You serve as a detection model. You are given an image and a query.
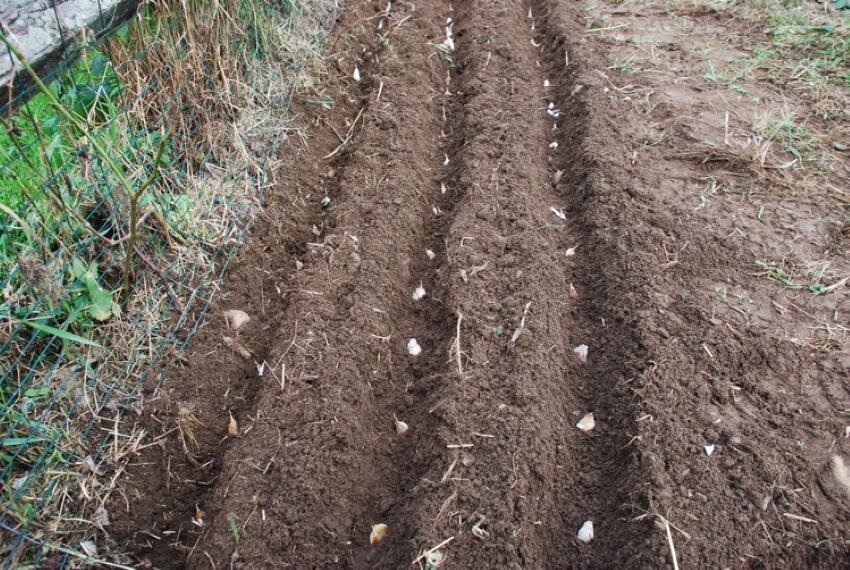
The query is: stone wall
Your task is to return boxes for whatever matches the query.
[0,0,136,107]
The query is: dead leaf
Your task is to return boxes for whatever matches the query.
[82,456,98,474]
[92,506,110,529]
[80,540,97,557]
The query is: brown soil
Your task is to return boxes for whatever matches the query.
[111,0,850,568]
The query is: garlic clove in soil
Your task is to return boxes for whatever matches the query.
[425,549,446,566]
[576,413,595,432]
[413,285,427,301]
[223,309,250,331]
[227,413,238,438]
[426,249,436,260]
[577,520,594,543]
[353,65,361,82]
[394,418,409,435]
[370,523,389,545]
[574,344,588,363]
[704,444,716,456]
[407,338,422,356]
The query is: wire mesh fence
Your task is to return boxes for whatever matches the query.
[0,0,338,566]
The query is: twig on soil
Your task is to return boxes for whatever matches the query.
[411,536,455,566]
[432,489,458,531]
[511,302,532,342]
[323,107,365,159]
[134,245,184,314]
[51,544,136,570]
[440,458,458,483]
[453,312,464,378]
[635,513,686,570]
[660,516,680,570]
[393,15,412,31]
[594,69,637,94]
[585,23,628,33]
[782,513,818,524]
[815,276,849,295]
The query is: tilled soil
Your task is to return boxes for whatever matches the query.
[112,0,850,568]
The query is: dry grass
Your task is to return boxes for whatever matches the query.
[0,0,338,566]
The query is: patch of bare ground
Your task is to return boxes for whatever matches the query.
[551,0,850,566]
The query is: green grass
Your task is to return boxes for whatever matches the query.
[741,19,849,86]
[700,2,849,113]
[760,112,820,160]
[0,47,126,270]
[0,49,121,205]
[732,4,848,90]
[755,259,799,287]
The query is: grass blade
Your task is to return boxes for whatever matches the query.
[20,319,101,347]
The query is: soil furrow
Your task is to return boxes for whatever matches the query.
[392,0,658,566]
[109,6,388,565]
[394,0,586,565]
[183,3,457,567]
[526,1,659,566]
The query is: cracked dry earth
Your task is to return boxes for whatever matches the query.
[112,0,850,568]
